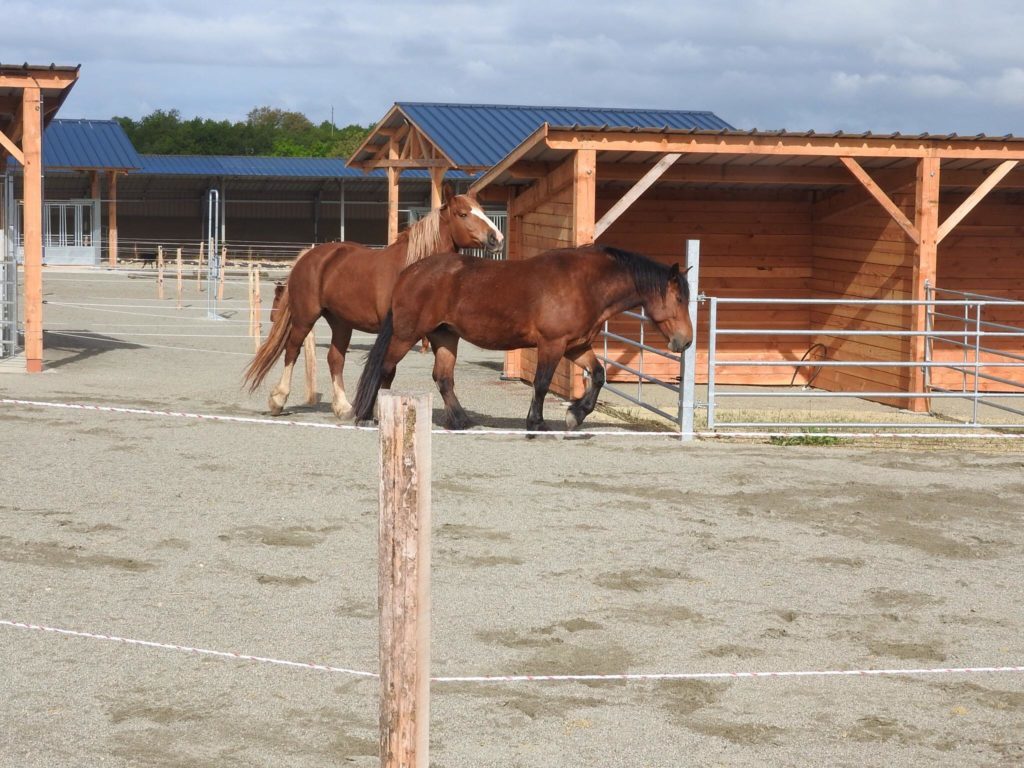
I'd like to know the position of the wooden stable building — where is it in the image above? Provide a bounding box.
[470,125,1024,410]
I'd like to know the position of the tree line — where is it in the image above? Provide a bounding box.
[113,107,373,159]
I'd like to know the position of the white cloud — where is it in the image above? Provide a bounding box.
[5,0,1023,135]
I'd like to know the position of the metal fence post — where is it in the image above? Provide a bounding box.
[680,239,700,440]
[707,296,718,431]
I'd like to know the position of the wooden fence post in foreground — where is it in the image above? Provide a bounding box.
[176,248,183,309]
[156,245,165,300]
[378,392,432,768]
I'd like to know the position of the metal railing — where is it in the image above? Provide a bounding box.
[705,295,1024,432]
[599,306,686,426]
[925,284,1024,424]
[1,173,17,359]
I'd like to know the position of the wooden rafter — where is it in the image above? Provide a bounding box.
[839,157,920,244]
[593,153,680,240]
[936,160,1019,243]
[0,129,23,164]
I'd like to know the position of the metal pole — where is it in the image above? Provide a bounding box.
[972,303,982,424]
[680,239,700,440]
[923,281,933,396]
[707,296,718,431]
[206,189,220,319]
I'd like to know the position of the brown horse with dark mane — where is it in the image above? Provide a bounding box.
[351,245,693,432]
[243,190,503,417]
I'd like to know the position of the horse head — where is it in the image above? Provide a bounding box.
[646,263,694,353]
[442,186,504,254]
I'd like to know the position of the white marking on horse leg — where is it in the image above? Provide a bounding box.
[268,361,294,415]
[470,206,504,244]
[331,371,352,420]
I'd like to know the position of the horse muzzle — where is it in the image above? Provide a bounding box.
[485,231,504,254]
[668,336,693,354]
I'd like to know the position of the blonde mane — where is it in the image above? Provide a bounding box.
[404,208,445,266]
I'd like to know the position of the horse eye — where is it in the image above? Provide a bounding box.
[460,212,468,218]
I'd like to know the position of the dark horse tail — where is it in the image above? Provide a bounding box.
[243,283,292,392]
[352,309,394,422]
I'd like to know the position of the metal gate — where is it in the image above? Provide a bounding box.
[704,293,1024,433]
[1,173,18,359]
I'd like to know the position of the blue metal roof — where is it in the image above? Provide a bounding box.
[136,154,472,180]
[42,119,143,169]
[395,103,734,169]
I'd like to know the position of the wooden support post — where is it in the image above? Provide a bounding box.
[254,264,262,349]
[157,245,165,300]
[176,247,183,309]
[910,156,940,413]
[21,86,43,373]
[218,246,227,300]
[572,149,597,247]
[248,262,255,339]
[387,166,400,245]
[429,167,445,210]
[108,172,119,268]
[378,392,432,768]
[197,241,205,293]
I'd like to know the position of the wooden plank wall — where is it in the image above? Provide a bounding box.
[598,189,814,385]
[811,191,1024,397]
[810,191,917,404]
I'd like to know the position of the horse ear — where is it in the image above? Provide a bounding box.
[668,263,680,279]
[442,184,455,207]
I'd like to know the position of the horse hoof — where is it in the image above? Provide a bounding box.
[565,408,584,430]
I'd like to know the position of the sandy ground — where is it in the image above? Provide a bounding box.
[1,269,1023,767]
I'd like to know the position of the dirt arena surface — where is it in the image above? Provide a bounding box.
[1,269,1023,767]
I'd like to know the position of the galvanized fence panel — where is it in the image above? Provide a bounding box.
[705,294,1024,433]
[1,173,18,359]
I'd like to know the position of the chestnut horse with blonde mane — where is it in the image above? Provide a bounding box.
[352,245,693,432]
[244,190,503,417]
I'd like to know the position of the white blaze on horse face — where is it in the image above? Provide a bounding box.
[469,204,504,243]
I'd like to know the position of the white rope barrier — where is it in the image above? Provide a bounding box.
[3,396,1023,440]
[3,619,1022,685]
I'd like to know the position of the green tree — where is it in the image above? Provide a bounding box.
[114,107,373,158]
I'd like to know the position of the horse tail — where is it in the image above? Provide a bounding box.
[352,309,394,422]
[243,284,293,392]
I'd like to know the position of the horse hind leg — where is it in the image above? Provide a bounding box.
[269,319,315,415]
[326,319,353,419]
[428,329,471,430]
[564,347,605,430]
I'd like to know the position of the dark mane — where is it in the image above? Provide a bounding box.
[601,246,689,300]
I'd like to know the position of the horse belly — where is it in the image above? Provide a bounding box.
[451,317,534,351]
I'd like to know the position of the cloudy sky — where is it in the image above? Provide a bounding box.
[8,0,1024,135]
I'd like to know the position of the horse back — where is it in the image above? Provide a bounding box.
[395,250,609,349]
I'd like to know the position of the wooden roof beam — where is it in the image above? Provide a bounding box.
[545,130,1024,161]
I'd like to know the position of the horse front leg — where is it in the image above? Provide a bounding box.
[428,329,471,430]
[564,346,605,430]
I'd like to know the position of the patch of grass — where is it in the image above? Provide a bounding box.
[768,428,841,446]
